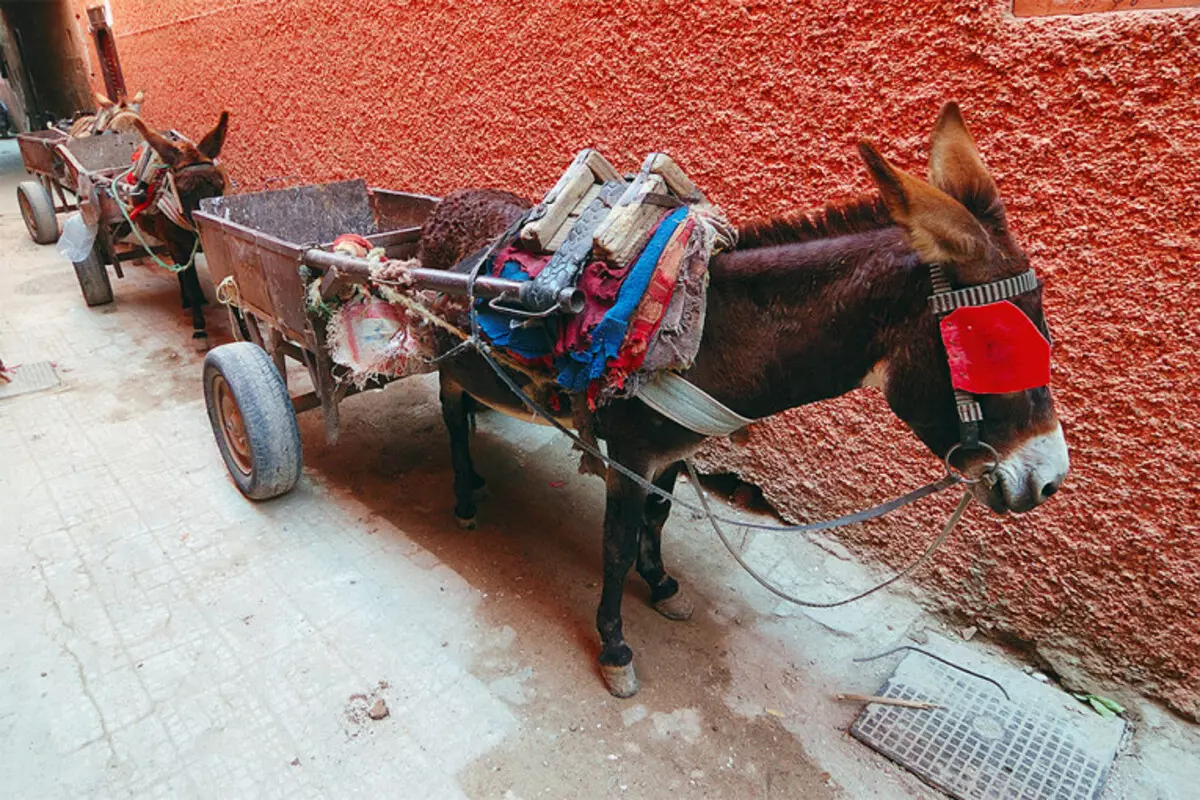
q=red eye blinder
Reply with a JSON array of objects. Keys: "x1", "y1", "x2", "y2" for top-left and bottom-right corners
[{"x1": 940, "y1": 301, "x2": 1051, "y2": 395}]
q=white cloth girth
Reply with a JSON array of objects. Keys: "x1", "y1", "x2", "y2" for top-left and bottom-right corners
[{"x1": 635, "y1": 371, "x2": 755, "y2": 437}]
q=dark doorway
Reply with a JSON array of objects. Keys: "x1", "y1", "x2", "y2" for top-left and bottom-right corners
[{"x1": 0, "y1": 0, "x2": 92, "y2": 132}]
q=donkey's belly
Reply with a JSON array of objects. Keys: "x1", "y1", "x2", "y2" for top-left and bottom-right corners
[
  {"x1": 441, "y1": 357, "x2": 574, "y2": 428},
  {"x1": 471, "y1": 394, "x2": 574, "y2": 428}
]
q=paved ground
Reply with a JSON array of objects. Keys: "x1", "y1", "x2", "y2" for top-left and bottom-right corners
[{"x1": 1, "y1": 139, "x2": 1196, "y2": 799}]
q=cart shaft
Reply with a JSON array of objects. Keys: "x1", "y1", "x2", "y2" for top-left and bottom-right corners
[{"x1": 301, "y1": 248, "x2": 584, "y2": 313}]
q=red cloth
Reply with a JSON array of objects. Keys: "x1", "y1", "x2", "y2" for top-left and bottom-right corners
[
  {"x1": 128, "y1": 197, "x2": 155, "y2": 219},
  {"x1": 605, "y1": 219, "x2": 694, "y2": 392},
  {"x1": 332, "y1": 233, "x2": 373, "y2": 256},
  {"x1": 940, "y1": 301, "x2": 1051, "y2": 394},
  {"x1": 490, "y1": 243, "x2": 551, "y2": 279},
  {"x1": 556, "y1": 259, "x2": 633, "y2": 357}
]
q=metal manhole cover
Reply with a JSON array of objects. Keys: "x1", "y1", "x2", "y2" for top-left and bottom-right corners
[
  {"x1": 851, "y1": 654, "x2": 1122, "y2": 800},
  {"x1": 0, "y1": 361, "x2": 60, "y2": 400}
]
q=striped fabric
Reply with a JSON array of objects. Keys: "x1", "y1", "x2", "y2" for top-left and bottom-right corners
[
  {"x1": 156, "y1": 171, "x2": 195, "y2": 232},
  {"x1": 928, "y1": 269, "x2": 1038, "y2": 315}
]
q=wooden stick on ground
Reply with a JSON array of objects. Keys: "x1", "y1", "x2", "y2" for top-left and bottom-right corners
[{"x1": 834, "y1": 693, "x2": 944, "y2": 711}]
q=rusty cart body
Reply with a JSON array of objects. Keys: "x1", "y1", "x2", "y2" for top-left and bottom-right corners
[
  {"x1": 193, "y1": 179, "x2": 444, "y2": 498},
  {"x1": 16, "y1": 129, "x2": 172, "y2": 307},
  {"x1": 194, "y1": 178, "x2": 568, "y2": 499},
  {"x1": 16, "y1": 128, "x2": 74, "y2": 244}
]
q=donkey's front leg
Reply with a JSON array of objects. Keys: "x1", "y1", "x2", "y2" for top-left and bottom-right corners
[
  {"x1": 636, "y1": 462, "x2": 693, "y2": 621},
  {"x1": 597, "y1": 459, "x2": 650, "y2": 698},
  {"x1": 439, "y1": 375, "x2": 486, "y2": 529}
]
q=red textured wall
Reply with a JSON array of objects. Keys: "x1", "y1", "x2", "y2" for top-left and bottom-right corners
[{"x1": 87, "y1": 0, "x2": 1200, "y2": 716}]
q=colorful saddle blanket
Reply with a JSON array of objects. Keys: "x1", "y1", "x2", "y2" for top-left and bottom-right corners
[
  {"x1": 324, "y1": 150, "x2": 731, "y2": 406},
  {"x1": 475, "y1": 150, "x2": 728, "y2": 407}
]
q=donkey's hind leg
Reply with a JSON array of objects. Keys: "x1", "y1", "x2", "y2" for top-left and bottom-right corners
[
  {"x1": 462, "y1": 394, "x2": 488, "y2": 499},
  {"x1": 636, "y1": 462, "x2": 693, "y2": 621},
  {"x1": 439, "y1": 375, "x2": 485, "y2": 529},
  {"x1": 177, "y1": 264, "x2": 208, "y2": 347}
]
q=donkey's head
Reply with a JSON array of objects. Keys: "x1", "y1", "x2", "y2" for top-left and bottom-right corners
[
  {"x1": 133, "y1": 111, "x2": 230, "y2": 225},
  {"x1": 92, "y1": 90, "x2": 145, "y2": 133},
  {"x1": 860, "y1": 103, "x2": 1068, "y2": 513}
]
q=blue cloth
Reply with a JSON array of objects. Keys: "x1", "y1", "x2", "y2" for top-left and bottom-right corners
[
  {"x1": 556, "y1": 206, "x2": 688, "y2": 392},
  {"x1": 475, "y1": 258, "x2": 556, "y2": 360}
]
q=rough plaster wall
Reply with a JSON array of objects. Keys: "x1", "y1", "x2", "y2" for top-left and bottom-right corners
[{"x1": 93, "y1": 0, "x2": 1200, "y2": 716}]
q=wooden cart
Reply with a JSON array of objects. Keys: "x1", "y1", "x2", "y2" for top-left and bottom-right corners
[
  {"x1": 16, "y1": 128, "x2": 73, "y2": 244},
  {"x1": 193, "y1": 179, "x2": 444, "y2": 498},
  {"x1": 195, "y1": 150, "x2": 693, "y2": 500},
  {"x1": 16, "y1": 129, "x2": 174, "y2": 307}
]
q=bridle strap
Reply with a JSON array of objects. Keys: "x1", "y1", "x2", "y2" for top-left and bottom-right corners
[
  {"x1": 929, "y1": 266, "x2": 1040, "y2": 449},
  {"x1": 929, "y1": 268, "x2": 1038, "y2": 314}
]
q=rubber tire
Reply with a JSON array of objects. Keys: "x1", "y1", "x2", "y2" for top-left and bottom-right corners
[
  {"x1": 203, "y1": 342, "x2": 302, "y2": 500},
  {"x1": 18, "y1": 180, "x2": 58, "y2": 244},
  {"x1": 72, "y1": 245, "x2": 114, "y2": 307}
]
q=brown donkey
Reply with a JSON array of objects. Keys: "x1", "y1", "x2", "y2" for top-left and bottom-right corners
[
  {"x1": 132, "y1": 112, "x2": 230, "y2": 344},
  {"x1": 421, "y1": 104, "x2": 1070, "y2": 696}
]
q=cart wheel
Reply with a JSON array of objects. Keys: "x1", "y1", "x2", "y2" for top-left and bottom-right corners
[
  {"x1": 72, "y1": 244, "x2": 114, "y2": 307},
  {"x1": 203, "y1": 342, "x2": 302, "y2": 500},
  {"x1": 17, "y1": 180, "x2": 58, "y2": 244}
]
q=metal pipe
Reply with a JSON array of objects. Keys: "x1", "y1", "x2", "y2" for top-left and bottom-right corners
[{"x1": 301, "y1": 248, "x2": 584, "y2": 314}]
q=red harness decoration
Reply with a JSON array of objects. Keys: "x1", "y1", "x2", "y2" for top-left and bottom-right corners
[{"x1": 940, "y1": 300, "x2": 1051, "y2": 395}]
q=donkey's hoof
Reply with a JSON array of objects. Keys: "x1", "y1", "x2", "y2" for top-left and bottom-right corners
[
  {"x1": 192, "y1": 333, "x2": 210, "y2": 353},
  {"x1": 600, "y1": 663, "x2": 640, "y2": 698},
  {"x1": 455, "y1": 514, "x2": 478, "y2": 531},
  {"x1": 653, "y1": 588, "x2": 694, "y2": 621}
]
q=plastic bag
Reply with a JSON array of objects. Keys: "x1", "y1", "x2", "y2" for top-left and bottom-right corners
[{"x1": 56, "y1": 213, "x2": 99, "y2": 263}]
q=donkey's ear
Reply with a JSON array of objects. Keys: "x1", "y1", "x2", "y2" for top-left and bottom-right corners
[
  {"x1": 130, "y1": 90, "x2": 145, "y2": 106},
  {"x1": 94, "y1": 91, "x2": 114, "y2": 109},
  {"x1": 133, "y1": 117, "x2": 182, "y2": 167},
  {"x1": 859, "y1": 139, "x2": 993, "y2": 277},
  {"x1": 197, "y1": 111, "x2": 229, "y2": 160},
  {"x1": 928, "y1": 103, "x2": 1004, "y2": 227}
]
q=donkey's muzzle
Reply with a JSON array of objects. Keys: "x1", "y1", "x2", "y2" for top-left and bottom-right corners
[{"x1": 984, "y1": 424, "x2": 1069, "y2": 514}]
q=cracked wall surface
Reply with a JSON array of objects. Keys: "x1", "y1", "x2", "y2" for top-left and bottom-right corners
[{"x1": 78, "y1": 0, "x2": 1200, "y2": 716}]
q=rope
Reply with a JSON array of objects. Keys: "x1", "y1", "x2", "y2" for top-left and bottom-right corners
[
  {"x1": 457, "y1": 317, "x2": 959, "y2": 532},
  {"x1": 465, "y1": 321, "x2": 970, "y2": 606},
  {"x1": 106, "y1": 167, "x2": 199, "y2": 273},
  {"x1": 215, "y1": 275, "x2": 240, "y2": 306},
  {"x1": 686, "y1": 460, "x2": 971, "y2": 608},
  {"x1": 853, "y1": 645, "x2": 1012, "y2": 702},
  {"x1": 366, "y1": 259, "x2": 549, "y2": 384}
]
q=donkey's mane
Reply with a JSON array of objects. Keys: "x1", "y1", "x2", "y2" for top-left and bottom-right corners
[{"x1": 734, "y1": 195, "x2": 892, "y2": 250}]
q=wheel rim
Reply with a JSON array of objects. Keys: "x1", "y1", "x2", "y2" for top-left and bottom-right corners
[
  {"x1": 18, "y1": 190, "x2": 35, "y2": 235},
  {"x1": 213, "y1": 375, "x2": 253, "y2": 475}
]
